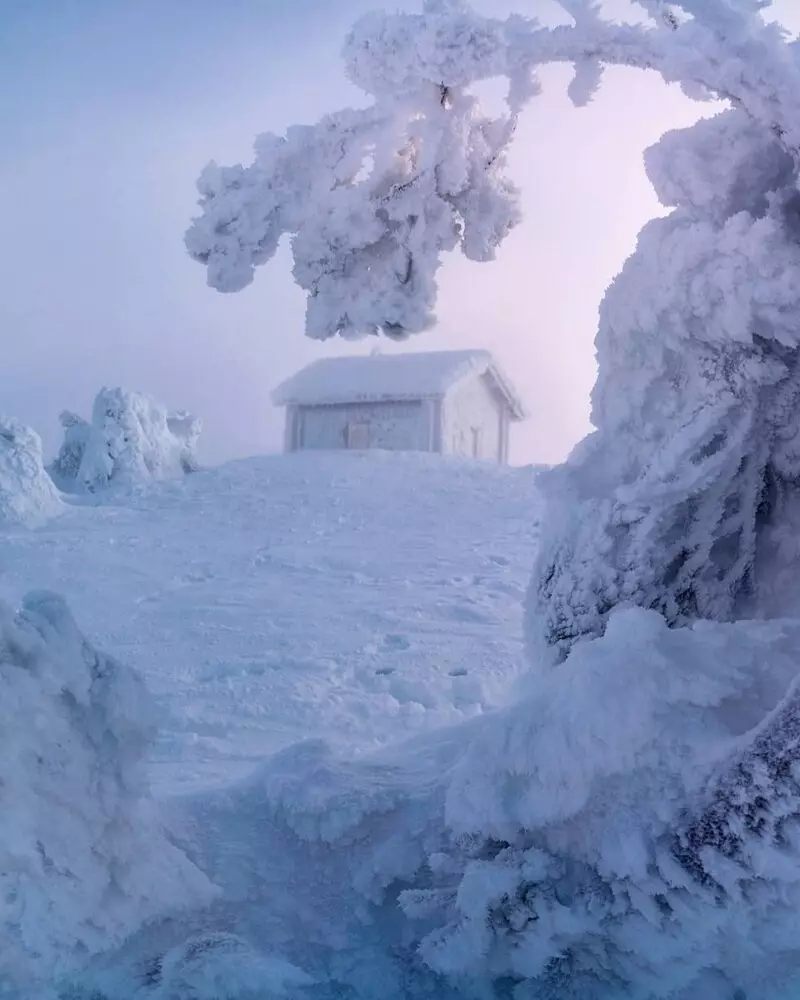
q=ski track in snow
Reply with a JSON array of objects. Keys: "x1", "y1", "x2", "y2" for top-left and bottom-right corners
[{"x1": 0, "y1": 451, "x2": 541, "y2": 794}]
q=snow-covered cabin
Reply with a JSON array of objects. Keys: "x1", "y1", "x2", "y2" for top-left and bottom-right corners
[{"x1": 273, "y1": 350, "x2": 525, "y2": 463}]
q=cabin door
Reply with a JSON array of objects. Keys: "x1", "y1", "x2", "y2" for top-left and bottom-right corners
[{"x1": 346, "y1": 421, "x2": 371, "y2": 450}]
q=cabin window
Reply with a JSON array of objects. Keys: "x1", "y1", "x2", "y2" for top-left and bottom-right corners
[{"x1": 347, "y1": 421, "x2": 371, "y2": 450}]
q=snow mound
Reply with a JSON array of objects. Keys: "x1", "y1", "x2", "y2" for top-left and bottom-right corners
[
  {"x1": 172, "y1": 608, "x2": 800, "y2": 1000},
  {"x1": 0, "y1": 416, "x2": 62, "y2": 527},
  {"x1": 1, "y1": 451, "x2": 540, "y2": 791},
  {"x1": 0, "y1": 592, "x2": 213, "y2": 997},
  {"x1": 50, "y1": 388, "x2": 201, "y2": 494},
  {"x1": 149, "y1": 933, "x2": 314, "y2": 1000}
]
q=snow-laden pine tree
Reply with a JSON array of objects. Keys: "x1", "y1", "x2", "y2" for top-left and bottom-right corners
[
  {"x1": 186, "y1": 0, "x2": 800, "y2": 663},
  {"x1": 50, "y1": 388, "x2": 201, "y2": 494},
  {"x1": 183, "y1": 3, "x2": 800, "y2": 996},
  {"x1": 0, "y1": 417, "x2": 62, "y2": 527}
]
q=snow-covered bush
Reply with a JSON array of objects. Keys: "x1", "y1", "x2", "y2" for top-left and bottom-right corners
[
  {"x1": 0, "y1": 416, "x2": 62, "y2": 527},
  {"x1": 0, "y1": 592, "x2": 213, "y2": 997},
  {"x1": 50, "y1": 388, "x2": 201, "y2": 494}
]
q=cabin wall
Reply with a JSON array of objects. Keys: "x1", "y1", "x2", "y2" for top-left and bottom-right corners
[
  {"x1": 292, "y1": 400, "x2": 429, "y2": 452},
  {"x1": 441, "y1": 373, "x2": 504, "y2": 462}
]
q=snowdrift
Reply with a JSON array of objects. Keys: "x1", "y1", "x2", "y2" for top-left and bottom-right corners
[
  {"x1": 0, "y1": 593, "x2": 213, "y2": 997},
  {"x1": 50, "y1": 388, "x2": 201, "y2": 494},
  {"x1": 164, "y1": 609, "x2": 800, "y2": 1000},
  {"x1": 0, "y1": 416, "x2": 62, "y2": 527},
  {"x1": 40, "y1": 604, "x2": 800, "y2": 1000}
]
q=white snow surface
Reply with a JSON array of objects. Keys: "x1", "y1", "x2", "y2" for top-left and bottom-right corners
[
  {"x1": 1, "y1": 451, "x2": 539, "y2": 794},
  {"x1": 0, "y1": 416, "x2": 62, "y2": 527},
  {"x1": 5, "y1": 453, "x2": 800, "y2": 998},
  {"x1": 273, "y1": 349, "x2": 524, "y2": 416}
]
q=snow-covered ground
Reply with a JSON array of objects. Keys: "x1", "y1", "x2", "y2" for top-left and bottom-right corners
[
  {"x1": 0, "y1": 451, "x2": 541, "y2": 794},
  {"x1": 7, "y1": 450, "x2": 800, "y2": 999}
]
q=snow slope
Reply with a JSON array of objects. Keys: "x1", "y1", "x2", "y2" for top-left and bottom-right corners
[
  {"x1": 7, "y1": 452, "x2": 800, "y2": 999},
  {"x1": 0, "y1": 451, "x2": 541, "y2": 794}
]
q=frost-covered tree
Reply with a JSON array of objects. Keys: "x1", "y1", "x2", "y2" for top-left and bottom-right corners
[
  {"x1": 0, "y1": 416, "x2": 62, "y2": 527},
  {"x1": 182, "y1": 2, "x2": 800, "y2": 997},
  {"x1": 186, "y1": 0, "x2": 800, "y2": 664},
  {"x1": 50, "y1": 388, "x2": 201, "y2": 494}
]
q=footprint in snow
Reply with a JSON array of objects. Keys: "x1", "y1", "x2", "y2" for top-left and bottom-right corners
[
  {"x1": 486, "y1": 554, "x2": 511, "y2": 567},
  {"x1": 382, "y1": 634, "x2": 411, "y2": 650}
]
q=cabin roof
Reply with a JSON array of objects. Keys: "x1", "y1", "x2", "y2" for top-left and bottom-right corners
[{"x1": 272, "y1": 350, "x2": 526, "y2": 420}]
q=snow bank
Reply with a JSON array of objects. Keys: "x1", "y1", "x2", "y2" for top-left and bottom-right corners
[
  {"x1": 0, "y1": 416, "x2": 62, "y2": 527},
  {"x1": 50, "y1": 388, "x2": 201, "y2": 494},
  {"x1": 0, "y1": 592, "x2": 213, "y2": 997},
  {"x1": 169, "y1": 609, "x2": 800, "y2": 1000}
]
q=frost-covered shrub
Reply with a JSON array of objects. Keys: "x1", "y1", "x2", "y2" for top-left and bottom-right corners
[
  {"x1": 51, "y1": 388, "x2": 201, "y2": 494},
  {"x1": 0, "y1": 416, "x2": 62, "y2": 527},
  {"x1": 0, "y1": 592, "x2": 213, "y2": 996}
]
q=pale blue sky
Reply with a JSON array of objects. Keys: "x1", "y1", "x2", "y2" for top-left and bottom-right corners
[{"x1": 2, "y1": 1, "x2": 798, "y2": 465}]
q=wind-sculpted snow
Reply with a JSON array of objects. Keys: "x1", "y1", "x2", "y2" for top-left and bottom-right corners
[
  {"x1": 50, "y1": 388, "x2": 201, "y2": 494},
  {"x1": 0, "y1": 416, "x2": 62, "y2": 527},
  {"x1": 59, "y1": 609, "x2": 800, "y2": 1000},
  {"x1": 159, "y1": 610, "x2": 800, "y2": 1000},
  {"x1": 0, "y1": 593, "x2": 213, "y2": 998},
  {"x1": 7, "y1": 458, "x2": 800, "y2": 998}
]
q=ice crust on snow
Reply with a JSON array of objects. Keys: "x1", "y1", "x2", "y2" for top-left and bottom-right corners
[
  {"x1": 0, "y1": 416, "x2": 62, "y2": 527},
  {"x1": 50, "y1": 388, "x2": 201, "y2": 494}
]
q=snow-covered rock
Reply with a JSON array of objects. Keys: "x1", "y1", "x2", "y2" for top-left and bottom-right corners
[
  {"x1": 50, "y1": 388, "x2": 201, "y2": 494},
  {"x1": 0, "y1": 592, "x2": 213, "y2": 997},
  {"x1": 0, "y1": 416, "x2": 62, "y2": 527}
]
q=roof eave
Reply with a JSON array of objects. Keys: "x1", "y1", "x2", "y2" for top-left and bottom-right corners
[
  {"x1": 484, "y1": 365, "x2": 527, "y2": 421},
  {"x1": 274, "y1": 391, "x2": 445, "y2": 408}
]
